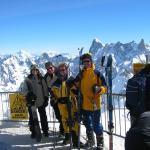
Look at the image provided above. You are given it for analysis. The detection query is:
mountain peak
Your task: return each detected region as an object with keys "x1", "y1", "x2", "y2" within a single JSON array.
[
  {"x1": 138, "y1": 38, "x2": 146, "y2": 50},
  {"x1": 89, "y1": 38, "x2": 103, "y2": 55},
  {"x1": 0, "y1": 38, "x2": 150, "y2": 93}
]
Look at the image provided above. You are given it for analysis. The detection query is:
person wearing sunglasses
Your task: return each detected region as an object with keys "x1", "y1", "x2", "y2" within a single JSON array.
[
  {"x1": 44, "y1": 61, "x2": 64, "y2": 138},
  {"x1": 50, "y1": 63, "x2": 84, "y2": 148},
  {"x1": 21, "y1": 64, "x2": 49, "y2": 139},
  {"x1": 74, "y1": 53, "x2": 107, "y2": 150}
]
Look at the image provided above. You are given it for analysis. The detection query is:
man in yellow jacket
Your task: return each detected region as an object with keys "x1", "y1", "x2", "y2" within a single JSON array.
[
  {"x1": 74, "y1": 53, "x2": 107, "y2": 150},
  {"x1": 50, "y1": 63, "x2": 84, "y2": 148}
]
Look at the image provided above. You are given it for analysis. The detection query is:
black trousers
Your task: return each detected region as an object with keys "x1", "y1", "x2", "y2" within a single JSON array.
[
  {"x1": 52, "y1": 102, "x2": 64, "y2": 134},
  {"x1": 125, "y1": 128, "x2": 150, "y2": 150},
  {"x1": 28, "y1": 105, "x2": 48, "y2": 134}
]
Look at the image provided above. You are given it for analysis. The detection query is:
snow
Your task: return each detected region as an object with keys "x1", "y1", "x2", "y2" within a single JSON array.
[
  {"x1": 0, "y1": 142, "x2": 12, "y2": 150},
  {"x1": 1, "y1": 38, "x2": 150, "y2": 93},
  {"x1": 0, "y1": 110, "x2": 128, "y2": 150},
  {"x1": 0, "y1": 91, "x2": 129, "y2": 150},
  {"x1": 0, "y1": 121, "x2": 55, "y2": 150}
]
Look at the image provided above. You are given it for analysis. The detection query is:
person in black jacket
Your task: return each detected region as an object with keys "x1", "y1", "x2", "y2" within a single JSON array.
[
  {"x1": 125, "y1": 112, "x2": 150, "y2": 150},
  {"x1": 44, "y1": 61, "x2": 64, "y2": 137},
  {"x1": 22, "y1": 64, "x2": 49, "y2": 138},
  {"x1": 125, "y1": 64, "x2": 150, "y2": 150}
]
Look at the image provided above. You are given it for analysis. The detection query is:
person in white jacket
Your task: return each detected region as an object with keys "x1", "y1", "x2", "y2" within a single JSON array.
[{"x1": 21, "y1": 64, "x2": 49, "y2": 138}]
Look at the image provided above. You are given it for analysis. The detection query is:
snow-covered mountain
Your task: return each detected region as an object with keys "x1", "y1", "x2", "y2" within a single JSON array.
[{"x1": 0, "y1": 38, "x2": 150, "y2": 93}]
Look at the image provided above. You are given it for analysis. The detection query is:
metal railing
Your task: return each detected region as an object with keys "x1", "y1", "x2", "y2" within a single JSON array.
[
  {"x1": 0, "y1": 92, "x2": 130, "y2": 139},
  {"x1": 101, "y1": 93, "x2": 130, "y2": 138}
]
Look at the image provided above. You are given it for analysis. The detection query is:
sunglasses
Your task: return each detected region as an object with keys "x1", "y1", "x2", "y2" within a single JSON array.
[
  {"x1": 59, "y1": 69, "x2": 66, "y2": 72},
  {"x1": 83, "y1": 60, "x2": 91, "y2": 63},
  {"x1": 32, "y1": 69, "x2": 38, "y2": 71},
  {"x1": 47, "y1": 67, "x2": 53, "y2": 70}
]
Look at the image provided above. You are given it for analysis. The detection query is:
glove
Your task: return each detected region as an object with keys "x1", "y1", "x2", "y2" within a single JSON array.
[
  {"x1": 26, "y1": 92, "x2": 36, "y2": 106},
  {"x1": 26, "y1": 99, "x2": 35, "y2": 107},
  {"x1": 66, "y1": 76, "x2": 75, "y2": 88},
  {"x1": 43, "y1": 96, "x2": 49, "y2": 107},
  {"x1": 74, "y1": 112, "x2": 78, "y2": 121},
  {"x1": 50, "y1": 99, "x2": 55, "y2": 107},
  {"x1": 92, "y1": 84, "x2": 102, "y2": 94}
]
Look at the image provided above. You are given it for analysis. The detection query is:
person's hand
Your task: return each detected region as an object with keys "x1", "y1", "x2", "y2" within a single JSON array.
[
  {"x1": 66, "y1": 76, "x2": 75, "y2": 88},
  {"x1": 74, "y1": 112, "x2": 78, "y2": 121},
  {"x1": 50, "y1": 99, "x2": 55, "y2": 107},
  {"x1": 92, "y1": 85, "x2": 102, "y2": 94},
  {"x1": 43, "y1": 96, "x2": 49, "y2": 107}
]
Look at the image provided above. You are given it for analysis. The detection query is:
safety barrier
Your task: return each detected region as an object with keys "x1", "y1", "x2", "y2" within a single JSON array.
[
  {"x1": 101, "y1": 93, "x2": 130, "y2": 138},
  {"x1": 0, "y1": 92, "x2": 130, "y2": 139}
]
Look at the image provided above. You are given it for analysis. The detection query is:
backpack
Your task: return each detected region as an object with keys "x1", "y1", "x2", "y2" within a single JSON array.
[
  {"x1": 76, "y1": 69, "x2": 106, "y2": 86},
  {"x1": 126, "y1": 71, "x2": 147, "y2": 117}
]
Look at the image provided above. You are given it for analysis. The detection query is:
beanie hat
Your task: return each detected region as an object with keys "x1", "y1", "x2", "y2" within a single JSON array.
[
  {"x1": 80, "y1": 53, "x2": 92, "y2": 62},
  {"x1": 30, "y1": 64, "x2": 39, "y2": 70},
  {"x1": 57, "y1": 63, "x2": 68, "y2": 70},
  {"x1": 45, "y1": 61, "x2": 53, "y2": 69}
]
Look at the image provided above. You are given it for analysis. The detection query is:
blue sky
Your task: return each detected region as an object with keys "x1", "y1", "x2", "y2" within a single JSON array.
[{"x1": 0, "y1": 0, "x2": 150, "y2": 55}]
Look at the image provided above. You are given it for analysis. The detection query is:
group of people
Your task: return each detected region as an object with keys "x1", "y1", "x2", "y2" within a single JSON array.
[{"x1": 21, "y1": 53, "x2": 107, "y2": 150}]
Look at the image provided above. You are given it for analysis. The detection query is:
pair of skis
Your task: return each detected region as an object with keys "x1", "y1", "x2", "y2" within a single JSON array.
[
  {"x1": 30, "y1": 104, "x2": 42, "y2": 142},
  {"x1": 101, "y1": 55, "x2": 114, "y2": 150}
]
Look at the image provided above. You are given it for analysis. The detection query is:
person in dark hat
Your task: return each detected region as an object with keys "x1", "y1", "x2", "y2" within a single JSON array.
[
  {"x1": 80, "y1": 53, "x2": 93, "y2": 63},
  {"x1": 73, "y1": 53, "x2": 107, "y2": 150},
  {"x1": 21, "y1": 64, "x2": 49, "y2": 139},
  {"x1": 44, "y1": 62, "x2": 57, "y2": 91},
  {"x1": 44, "y1": 61, "x2": 64, "y2": 138}
]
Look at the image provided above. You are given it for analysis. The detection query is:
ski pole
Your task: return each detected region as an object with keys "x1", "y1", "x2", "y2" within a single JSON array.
[
  {"x1": 77, "y1": 47, "x2": 84, "y2": 150},
  {"x1": 53, "y1": 110, "x2": 56, "y2": 149}
]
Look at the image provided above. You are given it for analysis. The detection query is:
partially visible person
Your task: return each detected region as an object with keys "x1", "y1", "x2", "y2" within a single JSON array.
[
  {"x1": 50, "y1": 63, "x2": 84, "y2": 147},
  {"x1": 74, "y1": 53, "x2": 107, "y2": 150},
  {"x1": 44, "y1": 61, "x2": 57, "y2": 91},
  {"x1": 21, "y1": 64, "x2": 49, "y2": 138},
  {"x1": 125, "y1": 112, "x2": 150, "y2": 150},
  {"x1": 125, "y1": 64, "x2": 150, "y2": 150},
  {"x1": 44, "y1": 61, "x2": 64, "y2": 137}
]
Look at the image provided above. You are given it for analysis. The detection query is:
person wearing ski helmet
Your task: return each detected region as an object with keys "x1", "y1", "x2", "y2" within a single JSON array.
[
  {"x1": 44, "y1": 61, "x2": 64, "y2": 137},
  {"x1": 21, "y1": 64, "x2": 49, "y2": 139},
  {"x1": 74, "y1": 53, "x2": 107, "y2": 150},
  {"x1": 50, "y1": 63, "x2": 84, "y2": 147}
]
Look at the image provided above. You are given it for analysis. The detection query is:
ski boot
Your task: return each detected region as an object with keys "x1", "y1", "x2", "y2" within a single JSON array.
[
  {"x1": 72, "y1": 131, "x2": 85, "y2": 148},
  {"x1": 30, "y1": 132, "x2": 35, "y2": 139},
  {"x1": 30, "y1": 126, "x2": 35, "y2": 139},
  {"x1": 43, "y1": 131, "x2": 49, "y2": 137},
  {"x1": 62, "y1": 133, "x2": 70, "y2": 145},
  {"x1": 96, "y1": 134, "x2": 104, "y2": 150},
  {"x1": 58, "y1": 129, "x2": 64, "y2": 139},
  {"x1": 85, "y1": 131, "x2": 95, "y2": 148}
]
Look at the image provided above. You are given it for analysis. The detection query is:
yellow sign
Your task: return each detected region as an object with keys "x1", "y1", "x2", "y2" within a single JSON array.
[
  {"x1": 9, "y1": 93, "x2": 28, "y2": 120},
  {"x1": 133, "y1": 63, "x2": 146, "y2": 74}
]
